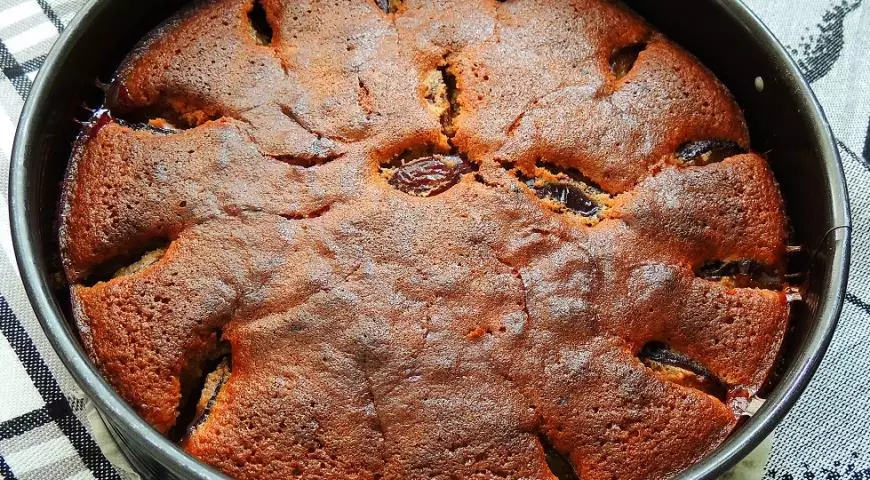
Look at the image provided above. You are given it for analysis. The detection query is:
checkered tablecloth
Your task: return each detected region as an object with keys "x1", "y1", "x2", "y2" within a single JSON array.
[{"x1": 0, "y1": 1, "x2": 868, "y2": 479}]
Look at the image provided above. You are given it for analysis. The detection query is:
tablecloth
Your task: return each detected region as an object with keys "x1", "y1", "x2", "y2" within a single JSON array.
[{"x1": 0, "y1": 1, "x2": 867, "y2": 479}]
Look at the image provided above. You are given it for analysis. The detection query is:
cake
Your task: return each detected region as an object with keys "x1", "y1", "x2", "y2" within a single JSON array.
[{"x1": 58, "y1": 0, "x2": 793, "y2": 478}]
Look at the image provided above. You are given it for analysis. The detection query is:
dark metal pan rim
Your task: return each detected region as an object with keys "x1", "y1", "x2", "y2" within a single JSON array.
[{"x1": 8, "y1": 0, "x2": 851, "y2": 478}]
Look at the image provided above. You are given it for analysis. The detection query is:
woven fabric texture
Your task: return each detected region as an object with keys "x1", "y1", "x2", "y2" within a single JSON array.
[{"x1": 0, "y1": 0, "x2": 867, "y2": 478}]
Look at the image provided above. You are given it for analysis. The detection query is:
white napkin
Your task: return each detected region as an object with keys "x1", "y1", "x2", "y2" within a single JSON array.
[{"x1": 0, "y1": 0, "x2": 867, "y2": 478}]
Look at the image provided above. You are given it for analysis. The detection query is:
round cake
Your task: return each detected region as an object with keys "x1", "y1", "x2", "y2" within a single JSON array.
[{"x1": 59, "y1": 0, "x2": 793, "y2": 478}]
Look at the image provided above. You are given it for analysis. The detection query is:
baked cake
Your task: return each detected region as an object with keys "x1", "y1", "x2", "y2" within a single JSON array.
[{"x1": 59, "y1": 0, "x2": 793, "y2": 478}]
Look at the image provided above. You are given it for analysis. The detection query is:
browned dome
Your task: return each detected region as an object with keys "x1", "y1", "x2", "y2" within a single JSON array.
[{"x1": 59, "y1": 0, "x2": 791, "y2": 478}]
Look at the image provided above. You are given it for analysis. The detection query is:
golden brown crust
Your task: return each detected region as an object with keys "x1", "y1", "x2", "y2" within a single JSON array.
[{"x1": 60, "y1": 1, "x2": 791, "y2": 479}]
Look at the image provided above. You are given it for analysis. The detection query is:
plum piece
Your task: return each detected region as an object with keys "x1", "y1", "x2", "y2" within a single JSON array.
[
  {"x1": 529, "y1": 180, "x2": 602, "y2": 217},
  {"x1": 640, "y1": 342, "x2": 727, "y2": 401},
  {"x1": 697, "y1": 260, "x2": 782, "y2": 289},
  {"x1": 676, "y1": 140, "x2": 745, "y2": 165},
  {"x1": 388, "y1": 155, "x2": 473, "y2": 197}
]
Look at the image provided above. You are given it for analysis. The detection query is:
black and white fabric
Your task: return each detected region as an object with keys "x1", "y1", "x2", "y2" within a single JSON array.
[{"x1": 0, "y1": 0, "x2": 867, "y2": 479}]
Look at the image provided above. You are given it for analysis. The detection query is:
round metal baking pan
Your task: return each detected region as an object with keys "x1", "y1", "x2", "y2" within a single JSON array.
[{"x1": 9, "y1": 0, "x2": 851, "y2": 478}]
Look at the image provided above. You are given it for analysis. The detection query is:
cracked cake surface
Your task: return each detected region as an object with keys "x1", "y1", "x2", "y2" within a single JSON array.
[{"x1": 59, "y1": 0, "x2": 792, "y2": 478}]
